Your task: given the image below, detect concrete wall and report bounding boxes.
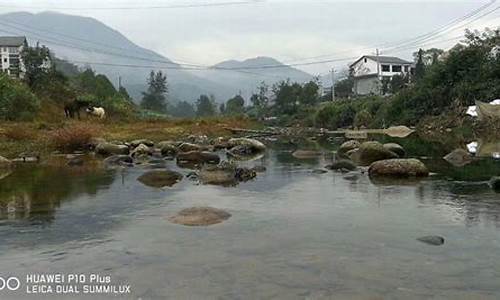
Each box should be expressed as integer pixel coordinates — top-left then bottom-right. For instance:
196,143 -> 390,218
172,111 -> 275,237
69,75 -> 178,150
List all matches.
354,76 -> 380,95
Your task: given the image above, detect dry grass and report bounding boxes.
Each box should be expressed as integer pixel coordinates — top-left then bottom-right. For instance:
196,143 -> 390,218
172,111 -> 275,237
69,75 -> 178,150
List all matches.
49,123 -> 101,151
0,117 -> 257,158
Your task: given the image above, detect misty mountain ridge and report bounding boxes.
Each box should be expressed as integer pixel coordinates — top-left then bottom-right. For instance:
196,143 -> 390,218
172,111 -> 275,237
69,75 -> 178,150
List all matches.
0,11 -> 313,103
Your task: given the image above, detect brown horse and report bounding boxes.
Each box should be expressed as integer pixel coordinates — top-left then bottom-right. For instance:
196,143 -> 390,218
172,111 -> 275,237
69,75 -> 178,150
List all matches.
64,100 -> 91,119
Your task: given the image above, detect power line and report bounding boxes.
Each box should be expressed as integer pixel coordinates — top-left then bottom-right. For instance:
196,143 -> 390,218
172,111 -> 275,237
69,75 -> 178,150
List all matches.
252,0 -> 498,66
0,0 -> 265,11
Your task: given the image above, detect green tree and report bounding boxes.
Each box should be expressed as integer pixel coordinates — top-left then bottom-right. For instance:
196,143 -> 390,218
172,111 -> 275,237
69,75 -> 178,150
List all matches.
21,42 -> 52,88
224,94 -> 245,115
196,94 -> 216,117
0,74 -> 39,120
141,71 -> 168,113
414,49 -> 426,80
334,69 -> 355,98
250,81 -> 269,117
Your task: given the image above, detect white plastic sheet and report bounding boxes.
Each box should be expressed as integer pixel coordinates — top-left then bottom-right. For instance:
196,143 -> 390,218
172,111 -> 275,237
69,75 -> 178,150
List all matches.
466,99 -> 500,117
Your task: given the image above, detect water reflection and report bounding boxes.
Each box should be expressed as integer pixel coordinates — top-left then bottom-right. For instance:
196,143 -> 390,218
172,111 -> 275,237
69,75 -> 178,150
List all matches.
0,164 -> 116,222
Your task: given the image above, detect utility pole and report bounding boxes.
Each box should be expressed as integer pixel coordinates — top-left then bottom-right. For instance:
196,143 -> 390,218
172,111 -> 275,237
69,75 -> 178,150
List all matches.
118,75 -> 122,90
331,67 -> 335,102
376,48 -> 380,77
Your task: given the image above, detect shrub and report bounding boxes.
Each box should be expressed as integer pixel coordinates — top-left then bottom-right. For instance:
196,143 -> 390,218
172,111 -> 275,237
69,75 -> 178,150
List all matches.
3,126 -> 37,141
354,109 -> 373,128
49,123 -> 99,151
0,75 -> 40,121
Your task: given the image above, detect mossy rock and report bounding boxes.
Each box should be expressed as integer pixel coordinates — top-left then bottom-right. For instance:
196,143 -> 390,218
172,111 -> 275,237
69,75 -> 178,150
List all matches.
169,207 -> 231,226
138,170 -> 183,188
368,159 -> 429,177
358,141 -> 398,165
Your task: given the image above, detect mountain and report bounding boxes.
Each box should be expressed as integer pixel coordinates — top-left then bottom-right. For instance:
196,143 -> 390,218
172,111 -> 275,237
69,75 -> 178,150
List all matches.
199,57 -> 314,99
0,12 -> 313,103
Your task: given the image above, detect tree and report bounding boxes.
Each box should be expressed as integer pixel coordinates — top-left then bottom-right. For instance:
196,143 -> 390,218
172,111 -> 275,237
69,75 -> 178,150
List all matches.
413,48 -> 445,66
334,68 -> 355,99
250,81 -> 269,117
224,94 -> 245,115
196,94 -> 216,117
414,49 -> 426,80
141,71 -> 168,113
300,79 -> 320,106
390,74 -> 408,93
21,42 -> 52,88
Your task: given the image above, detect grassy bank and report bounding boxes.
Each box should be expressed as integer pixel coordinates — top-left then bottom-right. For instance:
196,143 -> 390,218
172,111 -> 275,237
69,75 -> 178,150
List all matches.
0,117 -> 256,158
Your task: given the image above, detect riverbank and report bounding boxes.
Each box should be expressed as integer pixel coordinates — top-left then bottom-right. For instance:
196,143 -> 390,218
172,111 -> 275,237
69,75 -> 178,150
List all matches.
0,117 -> 257,159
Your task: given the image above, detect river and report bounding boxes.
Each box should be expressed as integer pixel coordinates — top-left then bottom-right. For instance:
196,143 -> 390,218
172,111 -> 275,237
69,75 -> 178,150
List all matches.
0,134 -> 499,299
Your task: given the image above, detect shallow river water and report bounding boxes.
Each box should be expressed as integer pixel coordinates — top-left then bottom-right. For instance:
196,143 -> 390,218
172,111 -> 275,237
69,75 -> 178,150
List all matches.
0,134 -> 500,299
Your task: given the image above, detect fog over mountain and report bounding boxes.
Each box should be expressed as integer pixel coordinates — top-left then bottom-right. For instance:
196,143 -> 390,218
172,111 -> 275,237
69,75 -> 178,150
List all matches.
0,11 -> 313,103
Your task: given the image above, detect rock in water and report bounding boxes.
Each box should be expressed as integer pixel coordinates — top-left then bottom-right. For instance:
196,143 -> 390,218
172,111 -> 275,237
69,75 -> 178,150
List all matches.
443,149 -> 473,167
178,143 -> 203,153
199,162 -> 257,186
326,159 -> 357,171
228,138 -> 266,153
338,140 -> 361,155
157,141 -> 178,157
417,236 -> 445,246
96,142 -> 129,156
169,207 -> 231,226
358,141 -> 399,165
490,177 -> 500,192
137,170 -> 183,188
368,159 -> 429,177
130,144 -> 153,157
383,143 -> 406,157
177,151 -> 220,164
130,139 -> 154,148
312,169 -> 329,174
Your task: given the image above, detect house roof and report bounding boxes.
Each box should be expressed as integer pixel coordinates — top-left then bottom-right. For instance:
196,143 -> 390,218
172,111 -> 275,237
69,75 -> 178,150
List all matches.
0,36 -> 26,47
350,55 -> 413,67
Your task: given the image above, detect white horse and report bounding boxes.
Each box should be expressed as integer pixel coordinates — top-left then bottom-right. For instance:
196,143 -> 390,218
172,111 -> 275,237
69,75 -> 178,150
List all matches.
86,107 -> 106,119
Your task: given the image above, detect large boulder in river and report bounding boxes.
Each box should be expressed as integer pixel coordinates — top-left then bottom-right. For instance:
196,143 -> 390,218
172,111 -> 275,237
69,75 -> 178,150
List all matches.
338,140 -> 360,155
358,141 -> 398,165
157,141 -> 178,157
0,156 -> 12,168
137,170 -> 183,188
383,143 -> 406,157
130,144 -> 153,158
369,159 -> 429,177
177,151 -> 220,164
443,149 -> 472,167
169,207 -> 231,226
199,162 -> 256,186
178,143 -> 203,153
228,138 -> 266,153
96,142 -> 129,156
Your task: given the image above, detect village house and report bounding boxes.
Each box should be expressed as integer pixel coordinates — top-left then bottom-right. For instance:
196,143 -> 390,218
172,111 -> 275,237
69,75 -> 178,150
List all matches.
0,36 -> 27,79
350,55 -> 414,95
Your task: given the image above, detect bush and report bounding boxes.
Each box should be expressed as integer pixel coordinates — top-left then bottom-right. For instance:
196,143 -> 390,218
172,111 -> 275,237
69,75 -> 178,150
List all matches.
0,75 -> 39,121
315,100 -> 356,129
354,109 -> 373,128
49,123 -> 99,151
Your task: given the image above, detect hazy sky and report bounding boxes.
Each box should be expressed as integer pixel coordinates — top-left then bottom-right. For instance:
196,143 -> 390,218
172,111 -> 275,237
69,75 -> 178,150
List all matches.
0,0 -> 498,75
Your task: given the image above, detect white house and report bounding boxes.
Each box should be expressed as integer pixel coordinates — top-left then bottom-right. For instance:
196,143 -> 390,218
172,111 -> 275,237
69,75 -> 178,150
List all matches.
0,36 -> 27,79
350,55 -> 414,95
